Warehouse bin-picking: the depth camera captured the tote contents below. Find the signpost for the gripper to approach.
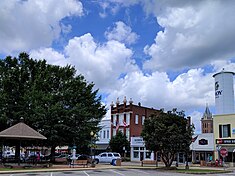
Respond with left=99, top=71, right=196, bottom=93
left=220, top=148, right=228, bottom=167
left=233, top=149, right=235, bottom=166
left=220, top=148, right=228, bottom=157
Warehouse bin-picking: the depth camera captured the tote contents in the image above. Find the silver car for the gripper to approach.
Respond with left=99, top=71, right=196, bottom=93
left=94, top=152, right=121, bottom=164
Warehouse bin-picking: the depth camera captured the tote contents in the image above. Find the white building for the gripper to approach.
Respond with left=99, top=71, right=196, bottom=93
left=95, top=118, right=111, bottom=152
left=130, top=137, right=154, bottom=161
left=190, top=133, right=214, bottom=163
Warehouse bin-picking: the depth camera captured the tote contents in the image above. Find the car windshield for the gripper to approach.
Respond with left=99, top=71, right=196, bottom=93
left=113, top=153, right=120, bottom=157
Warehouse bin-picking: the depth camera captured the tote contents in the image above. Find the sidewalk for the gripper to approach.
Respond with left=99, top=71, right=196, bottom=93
left=0, top=161, right=231, bottom=174
left=0, top=162, right=149, bottom=174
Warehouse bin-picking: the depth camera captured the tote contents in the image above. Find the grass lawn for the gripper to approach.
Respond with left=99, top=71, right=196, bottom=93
left=175, top=168, right=231, bottom=174
left=0, top=167, right=46, bottom=171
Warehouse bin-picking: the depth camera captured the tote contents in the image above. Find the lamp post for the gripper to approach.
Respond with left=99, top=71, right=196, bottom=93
left=90, top=131, right=96, bottom=167
left=90, top=131, right=94, bottom=158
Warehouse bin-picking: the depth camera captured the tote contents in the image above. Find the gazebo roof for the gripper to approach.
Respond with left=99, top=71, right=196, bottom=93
left=0, top=122, right=47, bottom=140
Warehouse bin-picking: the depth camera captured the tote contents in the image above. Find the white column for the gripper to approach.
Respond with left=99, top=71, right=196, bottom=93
left=151, top=151, right=154, bottom=160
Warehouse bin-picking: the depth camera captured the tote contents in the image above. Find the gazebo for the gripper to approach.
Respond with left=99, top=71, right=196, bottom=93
left=0, top=120, right=47, bottom=165
left=0, top=122, right=46, bottom=140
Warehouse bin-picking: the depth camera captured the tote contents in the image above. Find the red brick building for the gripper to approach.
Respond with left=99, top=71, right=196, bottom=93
left=110, top=97, right=160, bottom=161
left=201, top=105, right=213, bottom=133
left=110, top=97, right=160, bottom=140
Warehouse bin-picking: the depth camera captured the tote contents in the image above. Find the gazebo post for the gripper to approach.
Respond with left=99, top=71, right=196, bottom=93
left=17, top=140, right=21, bottom=166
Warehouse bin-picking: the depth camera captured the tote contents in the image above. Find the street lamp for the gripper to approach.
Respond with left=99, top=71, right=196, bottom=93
left=90, top=131, right=97, bottom=167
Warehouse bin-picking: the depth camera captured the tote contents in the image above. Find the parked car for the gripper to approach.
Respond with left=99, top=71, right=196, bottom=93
left=43, top=152, right=61, bottom=160
left=27, top=152, right=44, bottom=159
left=77, top=154, right=92, bottom=164
left=94, top=152, right=121, bottom=164
left=2, top=153, right=25, bottom=163
left=54, top=154, right=69, bottom=163
left=2, top=151, right=15, bottom=158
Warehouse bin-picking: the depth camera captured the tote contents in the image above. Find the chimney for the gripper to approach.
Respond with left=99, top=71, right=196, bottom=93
left=116, top=97, right=120, bottom=106
left=129, top=98, right=133, bottom=105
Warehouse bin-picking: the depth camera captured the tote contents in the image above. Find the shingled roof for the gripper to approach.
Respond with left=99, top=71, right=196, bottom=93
left=0, top=122, right=47, bottom=140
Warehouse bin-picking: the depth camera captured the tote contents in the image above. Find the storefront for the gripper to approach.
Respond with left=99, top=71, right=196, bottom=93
left=215, top=139, right=235, bottom=162
left=130, top=137, right=154, bottom=161
left=190, top=133, right=214, bottom=164
left=213, top=113, right=235, bottom=162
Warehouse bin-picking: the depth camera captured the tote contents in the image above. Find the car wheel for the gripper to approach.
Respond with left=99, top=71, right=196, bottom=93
left=95, top=159, right=99, bottom=164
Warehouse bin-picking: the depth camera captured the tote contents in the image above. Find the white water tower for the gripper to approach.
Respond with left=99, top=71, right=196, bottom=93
left=213, top=69, right=235, bottom=115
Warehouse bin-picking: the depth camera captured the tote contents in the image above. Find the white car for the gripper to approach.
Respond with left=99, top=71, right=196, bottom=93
left=94, top=152, right=121, bottom=164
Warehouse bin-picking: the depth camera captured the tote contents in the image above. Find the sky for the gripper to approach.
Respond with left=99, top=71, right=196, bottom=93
left=1, top=0, right=235, bottom=134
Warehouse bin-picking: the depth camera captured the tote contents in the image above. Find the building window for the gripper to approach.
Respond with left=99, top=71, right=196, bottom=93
left=135, top=115, right=139, bottom=124
left=113, top=115, right=116, bottom=126
left=142, top=116, right=145, bottom=125
left=126, top=113, right=130, bottom=125
left=103, top=130, right=106, bottom=139
left=134, top=152, right=139, bottom=158
left=113, top=129, right=116, bottom=136
left=100, top=131, right=102, bottom=139
left=146, top=152, right=151, bottom=159
left=126, top=128, right=130, bottom=140
left=219, top=124, right=231, bottom=138
left=119, top=114, right=124, bottom=126
left=107, top=130, right=109, bottom=139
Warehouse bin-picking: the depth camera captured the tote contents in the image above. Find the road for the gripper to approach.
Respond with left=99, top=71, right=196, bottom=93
left=1, top=169, right=235, bottom=176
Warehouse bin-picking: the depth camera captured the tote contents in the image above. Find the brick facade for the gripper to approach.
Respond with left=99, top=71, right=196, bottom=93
left=110, top=98, right=160, bottom=140
left=201, top=105, right=213, bottom=133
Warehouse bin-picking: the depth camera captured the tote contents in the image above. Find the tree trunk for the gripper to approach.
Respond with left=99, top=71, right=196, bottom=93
left=162, top=152, right=175, bottom=168
left=50, top=145, right=56, bottom=163
left=185, top=151, right=189, bottom=170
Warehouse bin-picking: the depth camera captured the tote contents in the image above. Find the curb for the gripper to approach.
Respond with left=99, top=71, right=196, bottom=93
left=0, top=165, right=157, bottom=174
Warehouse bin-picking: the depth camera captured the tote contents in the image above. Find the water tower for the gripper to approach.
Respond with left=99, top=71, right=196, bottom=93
left=213, top=69, right=235, bottom=115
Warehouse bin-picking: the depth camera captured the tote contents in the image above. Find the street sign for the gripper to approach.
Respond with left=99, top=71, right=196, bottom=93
left=220, top=147, right=228, bottom=157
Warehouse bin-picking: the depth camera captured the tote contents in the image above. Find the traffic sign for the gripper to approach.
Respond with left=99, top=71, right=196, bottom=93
left=220, top=147, right=228, bottom=157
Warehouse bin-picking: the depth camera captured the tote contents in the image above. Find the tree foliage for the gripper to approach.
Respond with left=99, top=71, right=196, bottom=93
left=0, top=53, right=106, bottom=159
left=109, top=131, right=129, bottom=156
left=141, top=109, right=194, bottom=168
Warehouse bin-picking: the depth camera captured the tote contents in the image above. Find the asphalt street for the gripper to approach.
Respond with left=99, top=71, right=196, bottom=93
left=0, top=169, right=235, bottom=176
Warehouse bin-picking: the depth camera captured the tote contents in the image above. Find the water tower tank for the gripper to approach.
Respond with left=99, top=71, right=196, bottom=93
left=213, top=70, right=235, bottom=115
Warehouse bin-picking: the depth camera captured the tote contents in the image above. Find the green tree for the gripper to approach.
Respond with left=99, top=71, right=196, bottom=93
left=109, top=131, right=129, bottom=156
left=0, top=53, right=106, bottom=160
left=141, top=110, right=193, bottom=168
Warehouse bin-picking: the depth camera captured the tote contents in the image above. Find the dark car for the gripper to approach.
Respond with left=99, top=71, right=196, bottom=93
left=43, top=152, right=61, bottom=160
left=77, top=154, right=92, bottom=164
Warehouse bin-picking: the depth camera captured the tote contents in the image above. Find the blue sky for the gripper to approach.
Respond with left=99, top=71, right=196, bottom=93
left=1, top=0, right=235, bottom=133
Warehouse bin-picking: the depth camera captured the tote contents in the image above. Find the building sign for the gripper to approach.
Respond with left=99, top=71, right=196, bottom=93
left=199, top=139, right=208, bottom=145
left=131, top=137, right=145, bottom=146
left=216, top=139, right=235, bottom=144
left=215, top=81, right=223, bottom=98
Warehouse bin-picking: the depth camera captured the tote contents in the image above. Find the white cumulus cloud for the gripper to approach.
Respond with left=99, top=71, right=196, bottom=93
left=106, top=68, right=215, bottom=113
left=65, top=33, right=137, bottom=91
left=30, top=33, right=138, bottom=92
left=0, top=0, right=83, bottom=54
left=105, top=21, right=139, bottom=45
left=142, top=0, right=235, bottom=71
left=30, top=48, right=67, bottom=67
